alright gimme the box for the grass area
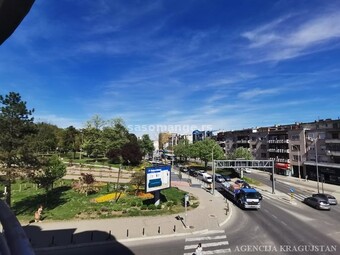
[242,176,262,186]
[4,180,193,224]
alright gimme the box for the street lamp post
[292,145,301,181]
[211,143,218,195]
[309,137,320,193]
[315,138,320,194]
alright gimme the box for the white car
[244,168,252,173]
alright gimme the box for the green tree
[129,171,145,196]
[227,147,253,160]
[0,92,38,206]
[138,134,154,158]
[193,139,225,169]
[31,122,59,154]
[29,155,66,194]
[82,115,106,160]
[121,134,143,165]
[62,126,79,159]
[174,139,191,162]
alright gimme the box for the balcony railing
[268,139,289,144]
[326,150,340,157]
[325,139,340,144]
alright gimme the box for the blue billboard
[145,165,171,193]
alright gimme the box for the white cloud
[242,10,340,62]
[238,88,280,100]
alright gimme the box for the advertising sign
[145,165,171,193]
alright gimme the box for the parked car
[202,173,213,183]
[303,196,330,210]
[222,175,231,181]
[179,166,189,173]
[188,169,198,177]
[244,168,252,173]
[214,173,225,183]
[197,170,206,176]
[312,193,337,205]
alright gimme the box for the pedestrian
[194,243,203,255]
[34,205,43,222]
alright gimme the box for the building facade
[216,119,340,185]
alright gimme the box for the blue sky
[1,0,340,139]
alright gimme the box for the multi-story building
[216,118,340,185]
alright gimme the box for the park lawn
[9,180,190,224]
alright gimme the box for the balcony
[271,158,290,163]
[236,139,250,144]
[268,139,289,144]
[325,139,340,144]
[326,150,340,157]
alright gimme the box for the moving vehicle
[214,173,225,183]
[303,196,330,210]
[312,193,337,205]
[221,181,261,209]
[202,173,212,183]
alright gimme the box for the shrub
[130,201,137,207]
[140,205,148,210]
[148,204,156,210]
[156,204,162,210]
[112,204,123,211]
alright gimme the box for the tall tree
[138,134,155,158]
[193,139,225,169]
[82,115,106,160]
[121,134,143,165]
[30,122,59,154]
[62,126,79,159]
[0,92,37,206]
[174,139,190,162]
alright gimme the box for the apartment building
[216,119,340,185]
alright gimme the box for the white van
[202,173,212,183]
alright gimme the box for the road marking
[280,220,287,226]
[184,248,232,255]
[185,241,229,250]
[271,214,278,219]
[186,235,227,242]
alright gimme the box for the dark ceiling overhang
[0,0,35,45]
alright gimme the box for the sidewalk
[23,172,231,249]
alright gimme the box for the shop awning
[275,163,290,170]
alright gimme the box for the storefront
[275,163,291,176]
[305,161,340,185]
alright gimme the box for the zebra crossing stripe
[185,235,227,242]
[184,241,229,250]
[183,248,232,255]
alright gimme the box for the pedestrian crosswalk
[183,230,231,255]
[261,191,309,203]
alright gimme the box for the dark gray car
[304,196,331,210]
[312,193,337,205]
